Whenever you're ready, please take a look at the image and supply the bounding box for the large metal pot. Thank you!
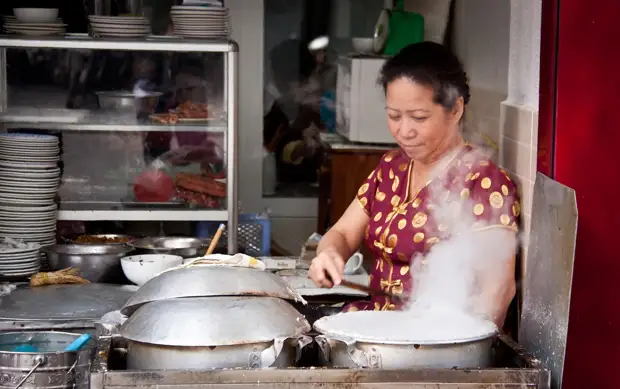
[41,244,134,283]
[120,296,311,369]
[121,266,305,315]
[0,331,96,389]
[314,310,498,369]
[128,237,210,258]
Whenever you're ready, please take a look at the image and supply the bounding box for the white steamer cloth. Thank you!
[314,309,498,344]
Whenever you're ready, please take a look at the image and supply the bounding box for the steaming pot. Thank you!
[120,296,312,369]
[314,311,498,369]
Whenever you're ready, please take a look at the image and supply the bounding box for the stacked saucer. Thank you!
[3,16,66,36]
[170,6,230,39]
[0,133,60,270]
[88,16,151,38]
[0,238,41,278]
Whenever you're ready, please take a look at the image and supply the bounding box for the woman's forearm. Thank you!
[317,229,355,261]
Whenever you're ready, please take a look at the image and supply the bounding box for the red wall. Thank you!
[538,0,620,387]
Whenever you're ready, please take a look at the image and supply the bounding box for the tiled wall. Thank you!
[499,102,539,258]
[464,87,507,161]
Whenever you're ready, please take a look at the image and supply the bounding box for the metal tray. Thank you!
[0,284,136,331]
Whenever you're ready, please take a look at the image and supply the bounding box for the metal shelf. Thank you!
[0,100,227,133]
[0,36,239,252]
[57,209,228,221]
[0,35,238,53]
[1,119,226,133]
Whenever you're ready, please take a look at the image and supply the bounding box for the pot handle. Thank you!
[295,335,313,363]
[316,335,382,368]
[315,335,331,365]
[252,337,286,368]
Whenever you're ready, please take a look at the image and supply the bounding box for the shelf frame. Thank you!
[57,209,229,222]
[0,36,239,253]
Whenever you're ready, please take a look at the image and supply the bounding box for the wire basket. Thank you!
[196,213,271,256]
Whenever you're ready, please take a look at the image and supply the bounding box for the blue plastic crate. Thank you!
[196,213,271,256]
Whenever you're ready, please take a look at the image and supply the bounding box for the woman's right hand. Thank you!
[309,248,345,288]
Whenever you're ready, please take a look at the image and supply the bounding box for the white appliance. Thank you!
[336,55,393,144]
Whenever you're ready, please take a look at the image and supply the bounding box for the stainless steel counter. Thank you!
[91,335,550,389]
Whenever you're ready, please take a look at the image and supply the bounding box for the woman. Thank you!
[308,42,520,326]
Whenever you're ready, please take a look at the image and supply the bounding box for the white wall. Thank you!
[507,0,542,109]
[452,0,511,94]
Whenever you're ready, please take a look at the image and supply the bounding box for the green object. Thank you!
[383,0,424,56]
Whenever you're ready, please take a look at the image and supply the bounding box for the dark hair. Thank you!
[379,41,470,110]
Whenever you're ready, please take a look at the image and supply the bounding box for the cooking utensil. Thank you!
[41,244,134,283]
[0,331,95,389]
[338,279,406,305]
[0,284,137,326]
[314,310,498,369]
[63,334,91,352]
[121,296,311,369]
[95,91,162,114]
[128,236,211,257]
[205,223,225,255]
[121,266,305,316]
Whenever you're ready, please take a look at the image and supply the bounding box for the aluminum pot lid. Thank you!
[0,284,137,322]
[121,266,306,316]
[314,309,498,345]
[120,296,310,346]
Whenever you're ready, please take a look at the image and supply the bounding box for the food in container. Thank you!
[120,296,311,369]
[314,308,498,369]
[133,169,175,203]
[72,234,133,244]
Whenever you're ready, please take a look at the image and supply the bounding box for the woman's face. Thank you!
[385,77,463,163]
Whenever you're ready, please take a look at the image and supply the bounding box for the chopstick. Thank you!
[205,223,225,256]
[339,279,407,305]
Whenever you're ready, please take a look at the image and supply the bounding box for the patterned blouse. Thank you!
[346,144,520,312]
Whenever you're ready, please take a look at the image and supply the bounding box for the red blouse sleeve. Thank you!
[355,151,394,215]
[356,164,381,215]
[467,164,520,231]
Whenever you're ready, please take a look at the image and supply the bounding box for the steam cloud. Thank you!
[406,145,519,323]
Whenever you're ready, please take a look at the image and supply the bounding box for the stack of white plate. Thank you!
[0,239,41,278]
[3,16,66,36]
[88,16,151,38]
[170,6,230,38]
[0,133,60,269]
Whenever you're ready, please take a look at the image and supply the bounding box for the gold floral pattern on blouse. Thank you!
[347,146,520,313]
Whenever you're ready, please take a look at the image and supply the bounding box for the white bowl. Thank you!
[352,37,374,54]
[13,8,59,24]
[121,254,184,286]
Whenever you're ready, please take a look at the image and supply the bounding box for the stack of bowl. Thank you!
[117,266,310,370]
